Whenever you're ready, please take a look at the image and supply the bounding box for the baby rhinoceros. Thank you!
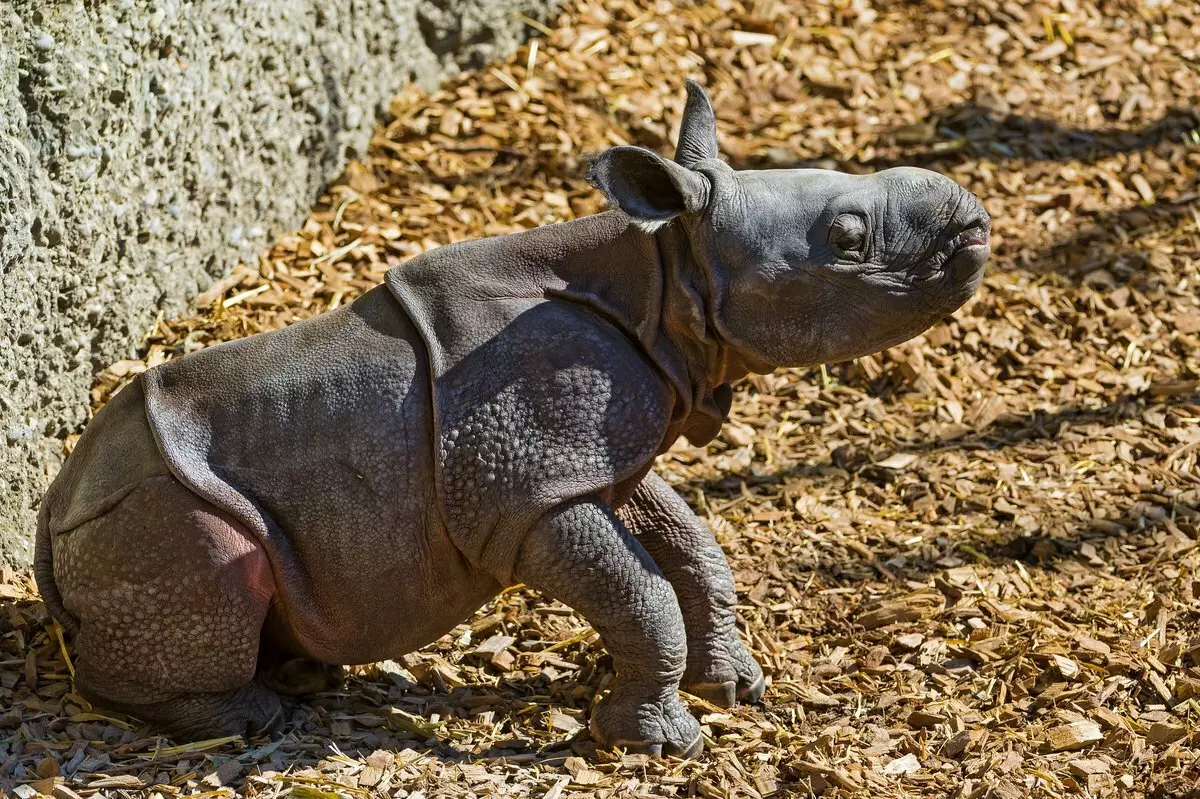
[36,82,989,756]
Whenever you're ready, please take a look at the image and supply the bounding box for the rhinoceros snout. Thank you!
[943,192,990,287]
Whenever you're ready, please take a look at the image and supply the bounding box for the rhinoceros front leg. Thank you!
[617,472,765,708]
[515,498,702,757]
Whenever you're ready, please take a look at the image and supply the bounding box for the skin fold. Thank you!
[35,81,990,755]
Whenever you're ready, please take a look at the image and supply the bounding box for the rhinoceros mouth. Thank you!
[948,225,990,253]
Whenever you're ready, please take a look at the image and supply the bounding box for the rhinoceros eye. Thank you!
[829,214,867,258]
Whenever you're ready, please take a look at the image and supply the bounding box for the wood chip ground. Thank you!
[4,1,1199,796]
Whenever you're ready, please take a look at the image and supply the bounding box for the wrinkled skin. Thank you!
[36,81,989,755]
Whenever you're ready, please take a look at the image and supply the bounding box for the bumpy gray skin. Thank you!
[35,82,990,754]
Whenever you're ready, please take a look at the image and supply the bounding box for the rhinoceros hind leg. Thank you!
[79,679,284,740]
[57,474,278,741]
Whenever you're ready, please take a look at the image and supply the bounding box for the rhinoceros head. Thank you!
[587,81,989,372]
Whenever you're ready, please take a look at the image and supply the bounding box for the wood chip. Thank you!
[883,753,921,776]
[1146,722,1188,745]
[1045,721,1104,752]
[1068,758,1110,777]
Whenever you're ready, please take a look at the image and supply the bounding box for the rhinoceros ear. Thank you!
[675,79,719,168]
[588,146,710,224]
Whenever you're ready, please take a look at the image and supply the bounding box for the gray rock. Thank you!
[0,0,558,566]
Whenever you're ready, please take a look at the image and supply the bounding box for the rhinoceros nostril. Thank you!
[945,212,987,239]
[945,209,990,251]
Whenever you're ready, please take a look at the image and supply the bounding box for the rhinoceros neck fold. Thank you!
[533,213,730,443]
[649,222,736,443]
[534,212,669,352]
[384,211,729,446]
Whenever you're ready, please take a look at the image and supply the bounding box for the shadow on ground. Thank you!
[679,391,1200,581]
[727,106,1200,172]
[0,588,605,791]
[1013,195,1200,277]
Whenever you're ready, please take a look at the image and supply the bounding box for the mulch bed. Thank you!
[4,0,1199,796]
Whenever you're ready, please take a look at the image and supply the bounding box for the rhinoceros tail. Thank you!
[34,498,79,637]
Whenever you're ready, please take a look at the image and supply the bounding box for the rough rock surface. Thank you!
[0,0,555,565]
